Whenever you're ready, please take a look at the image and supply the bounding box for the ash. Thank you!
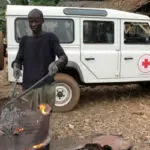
[0,99,30,132]
[0,98,49,136]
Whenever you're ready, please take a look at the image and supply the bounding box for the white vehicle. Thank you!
[6,5,150,112]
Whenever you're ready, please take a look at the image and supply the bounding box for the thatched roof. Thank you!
[57,0,150,12]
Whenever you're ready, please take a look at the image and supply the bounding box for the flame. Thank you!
[33,139,47,149]
[33,143,43,149]
[14,127,24,135]
[39,104,47,115]
[39,104,50,116]
[32,135,51,149]
[17,128,24,132]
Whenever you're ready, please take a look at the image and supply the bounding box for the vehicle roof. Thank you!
[6,5,150,20]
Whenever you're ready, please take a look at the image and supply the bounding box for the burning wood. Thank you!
[13,127,24,135]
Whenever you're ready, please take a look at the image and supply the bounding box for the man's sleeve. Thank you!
[11,37,25,69]
[52,34,68,71]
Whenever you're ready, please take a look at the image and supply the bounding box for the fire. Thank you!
[32,138,48,149]
[39,104,47,115]
[32,134,51,149]
[32,143,43,149]
[39,104,51,116]
[25,141,45,150]
[14,127,24,135]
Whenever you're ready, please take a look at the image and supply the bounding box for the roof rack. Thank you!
[63,8,107,16]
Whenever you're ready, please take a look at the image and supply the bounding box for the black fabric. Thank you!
[12,32,68,89]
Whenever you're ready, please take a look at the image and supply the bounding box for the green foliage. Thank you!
[0,20,6,32]
[11,0,29,5]
[0,0,7,9]
[30,0,60,6]
[0,0,62,7]
[0,0,62,31]
[0,9,5,32]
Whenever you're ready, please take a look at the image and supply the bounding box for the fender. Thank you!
[66,61,84,82]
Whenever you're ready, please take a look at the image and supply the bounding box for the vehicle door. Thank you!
[81,18,120,79]
[120,20,150,78]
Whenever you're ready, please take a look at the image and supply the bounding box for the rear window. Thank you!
[124,22,150,44]
[15,18,74,43]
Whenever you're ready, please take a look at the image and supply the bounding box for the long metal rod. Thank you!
[10,78,18,98]
[2,73,51,110]
[14,73,50,100]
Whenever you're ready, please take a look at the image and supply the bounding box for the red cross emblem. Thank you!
[142,59,150,68]
[138,54,150,73]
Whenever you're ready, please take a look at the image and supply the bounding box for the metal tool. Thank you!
[10,78,18,98]
[2,73,54,110]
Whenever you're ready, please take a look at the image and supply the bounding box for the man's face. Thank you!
[28,17,43,34]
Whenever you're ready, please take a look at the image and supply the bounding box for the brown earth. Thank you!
[0,62,150,149]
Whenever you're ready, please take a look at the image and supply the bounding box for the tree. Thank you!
[30,0,60,6]
[0,0,8,8]
[0,10,5,32]
[11,0,29,5]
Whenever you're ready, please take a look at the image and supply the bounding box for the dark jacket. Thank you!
[12,32,68,89]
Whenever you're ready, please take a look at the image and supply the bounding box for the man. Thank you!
[12,8,68,110]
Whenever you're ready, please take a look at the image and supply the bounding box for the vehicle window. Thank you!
[15,18,74,43]
[83,21,114,44]
[124,22,150,44]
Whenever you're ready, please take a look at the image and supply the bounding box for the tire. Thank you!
[53,73,80,112]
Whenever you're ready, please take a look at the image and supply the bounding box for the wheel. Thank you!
[53,73,80,112]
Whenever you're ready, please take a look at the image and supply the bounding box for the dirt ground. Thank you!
[1,63,150,149]
[50,84,150,150]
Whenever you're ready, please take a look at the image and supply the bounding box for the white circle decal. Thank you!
[138,54,150,73]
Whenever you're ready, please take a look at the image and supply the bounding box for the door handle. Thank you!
[124,57,133,60]
[85,58,95,61]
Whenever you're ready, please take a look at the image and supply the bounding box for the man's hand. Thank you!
[13,63,21,80]
[48,62,58,76]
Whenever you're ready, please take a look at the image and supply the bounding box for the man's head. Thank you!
[28,9,44,35]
